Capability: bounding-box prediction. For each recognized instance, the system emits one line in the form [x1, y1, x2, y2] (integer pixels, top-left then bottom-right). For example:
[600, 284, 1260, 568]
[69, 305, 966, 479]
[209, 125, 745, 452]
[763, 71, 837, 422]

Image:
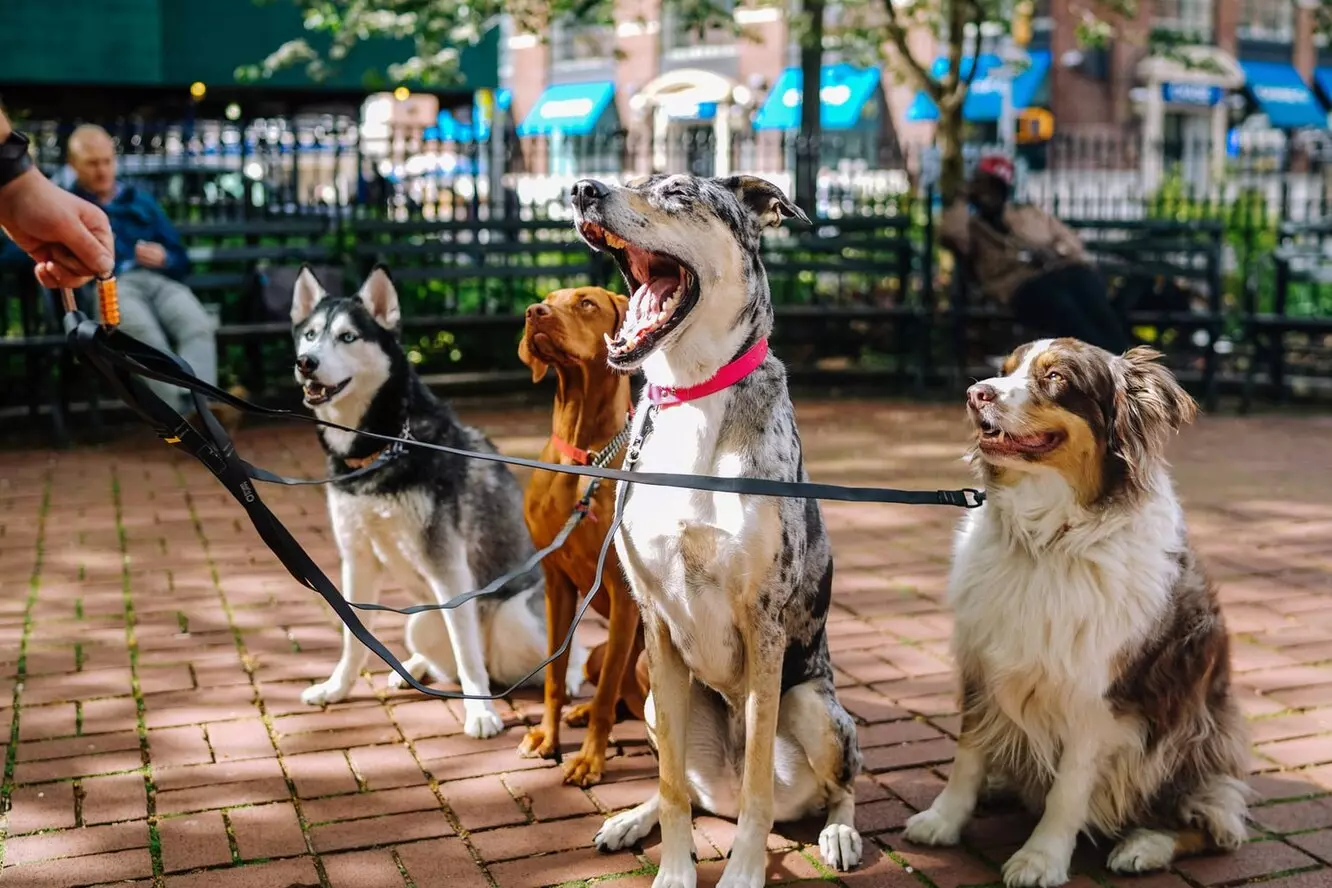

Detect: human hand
[134, 241, 168, 269]
[0, 168, 114, 288]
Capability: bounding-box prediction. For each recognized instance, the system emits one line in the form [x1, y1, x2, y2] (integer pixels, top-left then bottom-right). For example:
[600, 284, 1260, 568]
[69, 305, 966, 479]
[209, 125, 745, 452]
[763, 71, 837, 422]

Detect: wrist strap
[0, 131, 35, 192]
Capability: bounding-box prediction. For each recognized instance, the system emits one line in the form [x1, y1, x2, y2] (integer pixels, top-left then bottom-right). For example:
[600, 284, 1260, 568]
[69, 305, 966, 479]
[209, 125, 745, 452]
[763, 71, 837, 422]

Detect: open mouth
[302, 378, 349, 407]
[578, 221, 698, 366]
[976, 417, 1064, 456]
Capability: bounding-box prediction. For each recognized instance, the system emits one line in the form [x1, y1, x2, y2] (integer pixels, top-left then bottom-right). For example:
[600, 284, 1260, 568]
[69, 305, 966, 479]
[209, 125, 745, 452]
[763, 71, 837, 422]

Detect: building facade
[500, 0, 1331, 183]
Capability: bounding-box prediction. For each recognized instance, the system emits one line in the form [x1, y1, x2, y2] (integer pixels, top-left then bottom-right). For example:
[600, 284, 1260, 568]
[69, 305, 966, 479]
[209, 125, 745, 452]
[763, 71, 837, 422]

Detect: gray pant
[101, 269, 219, 413]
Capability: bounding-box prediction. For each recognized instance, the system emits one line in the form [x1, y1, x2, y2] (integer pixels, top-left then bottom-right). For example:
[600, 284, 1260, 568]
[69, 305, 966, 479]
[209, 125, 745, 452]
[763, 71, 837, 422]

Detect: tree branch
[880, 0, 939, 100]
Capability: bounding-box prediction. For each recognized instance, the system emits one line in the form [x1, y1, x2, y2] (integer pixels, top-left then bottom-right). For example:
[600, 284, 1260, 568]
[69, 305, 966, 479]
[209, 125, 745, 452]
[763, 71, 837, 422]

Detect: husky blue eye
[339, 332, 358, 343]
[304, 329, 316, 340]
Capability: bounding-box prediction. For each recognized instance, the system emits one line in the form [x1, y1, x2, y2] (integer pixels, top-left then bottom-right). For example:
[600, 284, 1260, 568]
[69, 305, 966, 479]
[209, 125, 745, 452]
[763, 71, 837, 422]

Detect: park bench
[762, 211, 930, 390]
[946, 217, 1225, 409]
[1241, 218, 1332, 411]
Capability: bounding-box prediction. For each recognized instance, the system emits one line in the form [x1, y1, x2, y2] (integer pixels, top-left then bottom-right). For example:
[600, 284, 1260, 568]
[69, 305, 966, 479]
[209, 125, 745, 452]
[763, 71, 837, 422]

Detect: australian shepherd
[904, 339, 1250, 887]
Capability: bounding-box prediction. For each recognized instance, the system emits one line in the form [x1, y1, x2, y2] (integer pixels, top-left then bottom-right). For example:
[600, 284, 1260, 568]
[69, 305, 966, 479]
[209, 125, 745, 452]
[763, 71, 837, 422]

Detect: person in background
[64, 124, 244, 426]
[941, 153, 1129, 354]
[0, 107, 113, 287]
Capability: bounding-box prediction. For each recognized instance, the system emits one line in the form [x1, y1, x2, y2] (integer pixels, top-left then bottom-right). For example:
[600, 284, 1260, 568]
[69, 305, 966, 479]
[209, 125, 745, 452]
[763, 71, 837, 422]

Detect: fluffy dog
[290, 265, 585, 739]
[517, 285, 646, 787]
[904, 338, 1249, 887]
[572, 175, 863, 888]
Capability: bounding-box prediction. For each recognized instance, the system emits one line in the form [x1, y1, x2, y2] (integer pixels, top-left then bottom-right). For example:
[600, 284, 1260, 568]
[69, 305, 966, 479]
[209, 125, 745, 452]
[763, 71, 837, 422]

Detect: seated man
[941, 153, 1129, 354]
[65, 124, 242, 424]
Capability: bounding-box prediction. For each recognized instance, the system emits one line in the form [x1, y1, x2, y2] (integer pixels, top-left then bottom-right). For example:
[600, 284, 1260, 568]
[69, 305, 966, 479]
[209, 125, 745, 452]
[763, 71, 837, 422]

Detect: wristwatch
[0, 130, 35, 191]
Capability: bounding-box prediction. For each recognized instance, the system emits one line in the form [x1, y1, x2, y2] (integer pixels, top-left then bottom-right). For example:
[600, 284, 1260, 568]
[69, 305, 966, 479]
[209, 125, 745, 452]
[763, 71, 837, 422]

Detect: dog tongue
[636, 275, 680, 307]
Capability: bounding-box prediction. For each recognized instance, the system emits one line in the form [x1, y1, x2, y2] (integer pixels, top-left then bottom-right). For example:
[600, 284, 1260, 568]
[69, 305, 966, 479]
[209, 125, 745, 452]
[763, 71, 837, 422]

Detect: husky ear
[291, 265, 326, 325]
[725, 175, 811, 229]
[358, 265, 402, 330]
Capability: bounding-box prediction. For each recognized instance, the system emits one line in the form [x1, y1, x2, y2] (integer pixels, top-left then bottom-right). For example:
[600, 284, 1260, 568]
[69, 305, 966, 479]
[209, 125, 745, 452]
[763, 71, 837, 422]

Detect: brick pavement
[1, 399, 1331, 888]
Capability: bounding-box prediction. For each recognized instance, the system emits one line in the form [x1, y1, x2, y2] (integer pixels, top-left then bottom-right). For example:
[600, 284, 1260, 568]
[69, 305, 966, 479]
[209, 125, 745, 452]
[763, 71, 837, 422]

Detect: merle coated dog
[289, 265, 586, 739]
[571, 176, 863, 888]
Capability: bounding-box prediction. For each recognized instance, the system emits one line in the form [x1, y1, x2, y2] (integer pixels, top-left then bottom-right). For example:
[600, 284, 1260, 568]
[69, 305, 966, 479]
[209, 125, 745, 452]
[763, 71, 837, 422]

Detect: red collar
[551, 404, 634, 466]
[647, 338, 769, 409]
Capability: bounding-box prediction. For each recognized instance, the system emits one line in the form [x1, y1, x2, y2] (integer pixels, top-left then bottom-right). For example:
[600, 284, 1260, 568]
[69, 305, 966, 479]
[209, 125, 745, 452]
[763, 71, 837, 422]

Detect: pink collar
[647, 339, 769, 409]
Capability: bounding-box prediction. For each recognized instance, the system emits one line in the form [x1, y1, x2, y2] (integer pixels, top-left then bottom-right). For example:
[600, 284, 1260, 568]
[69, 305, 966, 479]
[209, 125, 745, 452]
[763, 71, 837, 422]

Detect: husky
[290, 265, 586, 739]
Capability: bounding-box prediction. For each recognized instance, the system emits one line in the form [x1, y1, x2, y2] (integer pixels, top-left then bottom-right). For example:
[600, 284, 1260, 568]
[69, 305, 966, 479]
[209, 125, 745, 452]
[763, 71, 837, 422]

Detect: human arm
[139, 193, 191, 280]
[939, 196, 972, 258]
[0, 108, 115, 287]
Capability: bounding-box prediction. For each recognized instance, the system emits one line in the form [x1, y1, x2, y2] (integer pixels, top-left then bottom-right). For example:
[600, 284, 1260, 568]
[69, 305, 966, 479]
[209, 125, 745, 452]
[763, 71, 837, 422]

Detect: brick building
[501, 0, 1331, 180]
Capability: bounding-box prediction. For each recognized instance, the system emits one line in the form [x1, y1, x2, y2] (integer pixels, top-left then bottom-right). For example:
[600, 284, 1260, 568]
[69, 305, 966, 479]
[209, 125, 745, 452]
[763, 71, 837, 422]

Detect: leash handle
[97, 276, 120, 327]
[60, 275, 121, 328]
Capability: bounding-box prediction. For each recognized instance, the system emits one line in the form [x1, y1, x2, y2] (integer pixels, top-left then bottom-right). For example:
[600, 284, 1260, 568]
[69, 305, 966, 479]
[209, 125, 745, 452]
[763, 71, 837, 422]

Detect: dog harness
[646, 338, 769, 409]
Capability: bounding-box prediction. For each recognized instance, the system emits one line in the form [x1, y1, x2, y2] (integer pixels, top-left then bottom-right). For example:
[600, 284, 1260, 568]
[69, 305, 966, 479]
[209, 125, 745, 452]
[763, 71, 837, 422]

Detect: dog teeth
[604, 232, 627, 249]
[604, 333, 616, 350]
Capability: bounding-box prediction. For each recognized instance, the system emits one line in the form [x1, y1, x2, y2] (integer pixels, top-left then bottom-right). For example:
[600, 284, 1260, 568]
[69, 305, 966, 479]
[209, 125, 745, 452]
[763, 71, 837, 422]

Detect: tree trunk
[794, 0, 824, 216]
[938, 105, 965, 204]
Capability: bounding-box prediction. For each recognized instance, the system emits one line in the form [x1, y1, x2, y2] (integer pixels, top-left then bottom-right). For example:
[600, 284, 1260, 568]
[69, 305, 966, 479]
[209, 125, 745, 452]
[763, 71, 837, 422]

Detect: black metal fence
[3, 114, 1331, 442]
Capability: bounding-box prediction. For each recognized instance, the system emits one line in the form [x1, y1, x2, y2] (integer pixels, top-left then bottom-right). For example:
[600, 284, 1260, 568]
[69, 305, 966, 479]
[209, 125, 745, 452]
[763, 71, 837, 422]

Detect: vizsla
[517, 286, 646, 786]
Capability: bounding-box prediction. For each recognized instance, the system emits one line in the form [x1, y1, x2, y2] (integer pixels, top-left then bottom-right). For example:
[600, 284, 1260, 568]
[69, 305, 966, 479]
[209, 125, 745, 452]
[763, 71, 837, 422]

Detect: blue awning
[1315, 67, 1332, 105]
[516, 81, 616, 137]
[905, 51, 1052, 123]
[1240, 61, 1327, 130]
[422, 88, 515, 142]
[752, 64, 882, 132]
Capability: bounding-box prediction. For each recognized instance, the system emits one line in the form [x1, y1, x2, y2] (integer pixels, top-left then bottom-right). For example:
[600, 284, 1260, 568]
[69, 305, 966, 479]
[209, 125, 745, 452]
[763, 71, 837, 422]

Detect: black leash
[61, 301, 984, 701]
[69, 320, 986, 510]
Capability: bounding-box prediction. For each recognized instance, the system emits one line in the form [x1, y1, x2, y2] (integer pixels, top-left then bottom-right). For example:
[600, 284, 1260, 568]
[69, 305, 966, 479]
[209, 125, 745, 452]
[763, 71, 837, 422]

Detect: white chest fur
[327, 487, 437, 585]
[948, 472, 1185, 745]
[616, 399, 772, 692]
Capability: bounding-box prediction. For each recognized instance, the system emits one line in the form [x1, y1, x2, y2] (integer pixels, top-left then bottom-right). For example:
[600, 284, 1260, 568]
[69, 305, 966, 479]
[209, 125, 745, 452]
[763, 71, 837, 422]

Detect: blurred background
[2, 0, 1331, 447]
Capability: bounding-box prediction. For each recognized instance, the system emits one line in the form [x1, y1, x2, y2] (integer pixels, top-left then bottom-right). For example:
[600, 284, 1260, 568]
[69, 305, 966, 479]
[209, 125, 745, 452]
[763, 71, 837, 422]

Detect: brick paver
[2, 400, 1332, 887]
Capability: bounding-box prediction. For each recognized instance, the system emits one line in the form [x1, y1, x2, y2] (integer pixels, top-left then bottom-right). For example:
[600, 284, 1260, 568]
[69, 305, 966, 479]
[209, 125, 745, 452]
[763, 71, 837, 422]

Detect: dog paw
[1107, 830, 1175, 874]
[651, 863, 697, 888]
[463, 706, 505, 740]
[562, 750, 606, 787]
[818, 823, 863, 871]
[595, 808, 656, 852]
[387, 656, 430, 691]
[301, 679, 352, 706]
[715, 855, 764, 888]
[1002, 844, 1070, 888]
[517, 726, 557, 760]
[563, 702, 593, 728]
[903, 807, 965, 847]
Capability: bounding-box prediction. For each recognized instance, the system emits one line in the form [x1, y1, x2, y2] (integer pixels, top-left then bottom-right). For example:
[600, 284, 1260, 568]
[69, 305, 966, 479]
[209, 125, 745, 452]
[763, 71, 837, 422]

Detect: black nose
[967, 383, 997, 410]
[572, 179, 609, 211]
[526, 303, 551, 319]
[296, 354, 318, 378]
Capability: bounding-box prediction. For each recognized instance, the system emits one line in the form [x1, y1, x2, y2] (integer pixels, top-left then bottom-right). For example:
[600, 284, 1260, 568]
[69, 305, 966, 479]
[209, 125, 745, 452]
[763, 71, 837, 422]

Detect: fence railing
[3, 115, 1331, 440]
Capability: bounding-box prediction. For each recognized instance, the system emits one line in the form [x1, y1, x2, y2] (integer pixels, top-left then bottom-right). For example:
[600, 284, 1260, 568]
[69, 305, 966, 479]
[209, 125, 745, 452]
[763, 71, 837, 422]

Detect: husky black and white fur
[290, 266, 586, 739]
[572, 175, 862, 888]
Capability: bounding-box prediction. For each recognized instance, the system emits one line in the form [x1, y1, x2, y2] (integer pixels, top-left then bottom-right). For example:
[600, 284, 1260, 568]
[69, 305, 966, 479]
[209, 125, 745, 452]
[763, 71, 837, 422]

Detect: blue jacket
[70, 182, 191, 282]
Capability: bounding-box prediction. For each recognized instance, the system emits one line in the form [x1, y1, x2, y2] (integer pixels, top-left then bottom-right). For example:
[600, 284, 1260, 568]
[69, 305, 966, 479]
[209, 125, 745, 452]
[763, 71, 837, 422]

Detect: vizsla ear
[517, 329, 548, 384]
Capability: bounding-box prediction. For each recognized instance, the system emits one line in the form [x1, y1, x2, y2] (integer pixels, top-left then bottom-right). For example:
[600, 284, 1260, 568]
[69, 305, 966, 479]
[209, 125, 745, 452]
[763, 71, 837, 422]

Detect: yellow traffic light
[393, 86, 411, 101]
[189, 81, 207, 100]
[1012, 1, 1033, 48]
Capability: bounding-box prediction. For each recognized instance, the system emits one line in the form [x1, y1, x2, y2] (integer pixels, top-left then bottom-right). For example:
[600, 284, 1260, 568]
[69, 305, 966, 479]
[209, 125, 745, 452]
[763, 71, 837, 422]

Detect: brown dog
[517, 286, 645, 786]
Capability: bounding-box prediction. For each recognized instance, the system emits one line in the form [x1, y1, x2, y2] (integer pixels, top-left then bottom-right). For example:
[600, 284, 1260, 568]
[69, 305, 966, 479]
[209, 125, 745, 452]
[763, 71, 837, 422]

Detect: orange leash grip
[97, 276, 120, 327]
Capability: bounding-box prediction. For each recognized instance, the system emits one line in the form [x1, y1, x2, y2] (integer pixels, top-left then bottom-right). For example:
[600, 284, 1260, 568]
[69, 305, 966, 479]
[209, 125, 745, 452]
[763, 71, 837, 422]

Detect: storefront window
[1237, 0, 1294, 43]
[1153, 0, 1214, 43]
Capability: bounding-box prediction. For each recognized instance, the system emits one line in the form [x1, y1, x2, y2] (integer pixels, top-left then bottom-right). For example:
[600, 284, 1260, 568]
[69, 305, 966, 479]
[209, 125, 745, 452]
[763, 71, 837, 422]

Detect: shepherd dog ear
[1110, 346, 1197, 482]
